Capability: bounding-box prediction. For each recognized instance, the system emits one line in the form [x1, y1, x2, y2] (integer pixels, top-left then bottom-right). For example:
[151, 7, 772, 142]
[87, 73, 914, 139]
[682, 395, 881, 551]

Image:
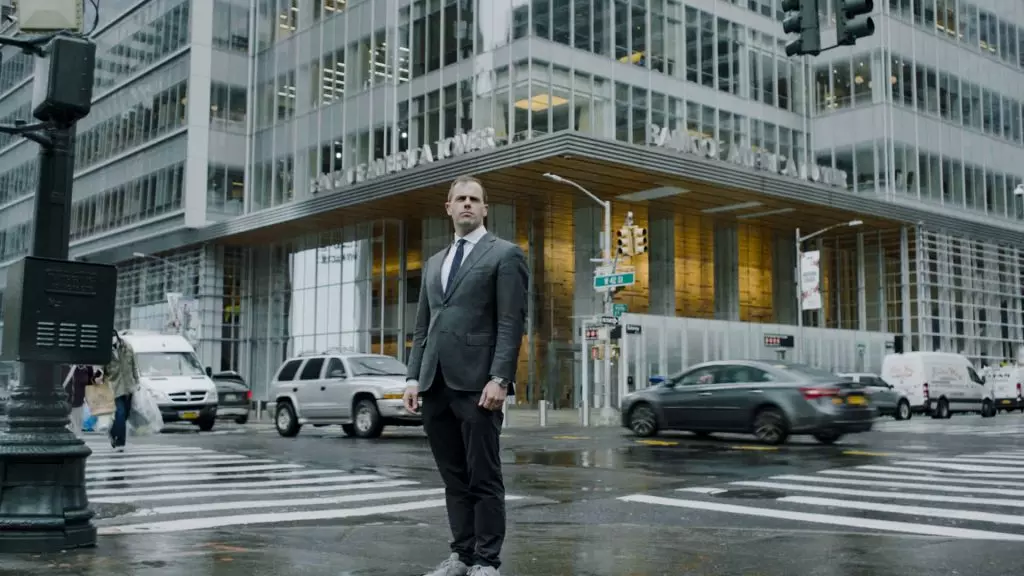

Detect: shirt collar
[454, 226, 487, 246]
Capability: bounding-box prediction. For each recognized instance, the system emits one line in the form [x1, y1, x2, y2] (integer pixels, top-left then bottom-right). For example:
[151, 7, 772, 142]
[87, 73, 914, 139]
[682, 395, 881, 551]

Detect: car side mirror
[328, 370, 345, 379]
[205, 366, 213, 377]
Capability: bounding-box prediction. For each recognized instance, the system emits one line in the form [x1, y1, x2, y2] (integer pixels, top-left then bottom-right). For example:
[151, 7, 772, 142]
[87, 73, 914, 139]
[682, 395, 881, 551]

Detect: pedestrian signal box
[764, 334, 795, 348]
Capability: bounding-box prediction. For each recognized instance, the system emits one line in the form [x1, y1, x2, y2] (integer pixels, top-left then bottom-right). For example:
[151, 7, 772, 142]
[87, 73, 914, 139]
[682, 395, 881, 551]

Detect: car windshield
[137, 352, 205, 377]
[348, 356, 407, 376]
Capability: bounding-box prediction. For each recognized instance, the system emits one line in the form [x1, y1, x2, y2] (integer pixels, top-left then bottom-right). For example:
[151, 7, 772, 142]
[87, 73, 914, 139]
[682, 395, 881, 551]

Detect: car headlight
[381, 390, 405, 400]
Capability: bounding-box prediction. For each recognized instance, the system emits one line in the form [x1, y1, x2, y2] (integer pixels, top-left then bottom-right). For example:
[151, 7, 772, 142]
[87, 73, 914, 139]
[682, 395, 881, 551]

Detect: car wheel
[895, 399, 912, 421]
[275, 401, 301, 437]
[982, 399, 996, 418]
[341, 423, 356, 437]
[234, 414, 249, 425]
[813, 430, 844, 445]
[931, 398, 950, 419]
[197, 417, 215, 432]
[352, 398, 384, 439]
[627, 403, 659, 437]
[752, 407, 789, 445]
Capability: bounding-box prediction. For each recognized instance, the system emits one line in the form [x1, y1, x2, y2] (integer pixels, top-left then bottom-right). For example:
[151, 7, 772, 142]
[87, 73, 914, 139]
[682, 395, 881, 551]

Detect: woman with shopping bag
[103, 331, 140, 452]
[65, 365, 96, 437]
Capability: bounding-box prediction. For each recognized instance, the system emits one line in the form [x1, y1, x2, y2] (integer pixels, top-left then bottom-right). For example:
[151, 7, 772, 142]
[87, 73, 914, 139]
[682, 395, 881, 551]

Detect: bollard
[539, 400, 548, 427]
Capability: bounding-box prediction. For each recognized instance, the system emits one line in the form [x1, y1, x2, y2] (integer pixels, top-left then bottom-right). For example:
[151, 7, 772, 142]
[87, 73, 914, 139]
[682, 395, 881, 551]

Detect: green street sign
[613, 303, 628, 317]
[594, 271, 636, 290]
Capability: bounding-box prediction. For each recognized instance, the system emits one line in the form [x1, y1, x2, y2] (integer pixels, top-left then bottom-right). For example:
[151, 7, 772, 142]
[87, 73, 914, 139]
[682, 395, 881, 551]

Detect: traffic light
[836, 0, 875, 46]
[781, 0, 820, 57]
[632, 226, 648, 255]
[616, 227, 634, 256]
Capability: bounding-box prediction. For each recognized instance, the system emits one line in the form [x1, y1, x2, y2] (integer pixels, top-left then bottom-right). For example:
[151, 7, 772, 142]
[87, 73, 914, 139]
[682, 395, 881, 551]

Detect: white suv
[268, 351, 421, 438]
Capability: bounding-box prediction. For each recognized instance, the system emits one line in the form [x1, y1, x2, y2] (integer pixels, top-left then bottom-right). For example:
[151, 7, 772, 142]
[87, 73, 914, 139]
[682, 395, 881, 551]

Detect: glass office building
[0, 0, 1022, 404]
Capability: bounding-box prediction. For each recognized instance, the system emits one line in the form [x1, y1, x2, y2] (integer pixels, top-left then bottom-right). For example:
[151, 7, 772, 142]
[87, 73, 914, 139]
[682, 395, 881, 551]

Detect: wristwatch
[491, 376, 511, 389]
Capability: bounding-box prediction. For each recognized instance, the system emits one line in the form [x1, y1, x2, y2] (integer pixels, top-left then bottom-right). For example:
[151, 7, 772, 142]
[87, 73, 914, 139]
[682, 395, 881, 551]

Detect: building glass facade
[0, 0, 1022, 406]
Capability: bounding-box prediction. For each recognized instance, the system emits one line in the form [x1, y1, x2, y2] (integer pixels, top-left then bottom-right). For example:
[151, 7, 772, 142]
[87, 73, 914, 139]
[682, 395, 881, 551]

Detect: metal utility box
[1, 257, 117, 365]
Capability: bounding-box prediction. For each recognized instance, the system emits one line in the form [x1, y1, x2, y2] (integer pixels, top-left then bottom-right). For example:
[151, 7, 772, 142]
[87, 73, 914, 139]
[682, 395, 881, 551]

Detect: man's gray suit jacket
[406, 232, 529, 396]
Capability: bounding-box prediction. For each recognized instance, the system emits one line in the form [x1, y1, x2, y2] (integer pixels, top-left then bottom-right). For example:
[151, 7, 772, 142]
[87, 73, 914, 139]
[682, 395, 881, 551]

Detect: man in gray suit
[403, 175, 528, 576]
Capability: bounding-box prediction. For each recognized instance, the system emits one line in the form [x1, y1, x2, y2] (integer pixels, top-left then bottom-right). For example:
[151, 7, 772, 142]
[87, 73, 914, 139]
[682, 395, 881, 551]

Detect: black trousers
[422, 369, 506, 568]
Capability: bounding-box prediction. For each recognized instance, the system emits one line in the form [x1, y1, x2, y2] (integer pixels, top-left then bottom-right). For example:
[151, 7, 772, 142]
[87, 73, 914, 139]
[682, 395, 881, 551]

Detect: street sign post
[594, 265, 636, 291]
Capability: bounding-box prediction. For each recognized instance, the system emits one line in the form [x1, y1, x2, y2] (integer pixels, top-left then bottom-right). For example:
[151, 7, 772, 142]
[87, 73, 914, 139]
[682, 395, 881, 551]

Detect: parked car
[209, 369, 252, 424]
[269, 351, 421, 438]
[838, 372, 912, 420]
[881, 351, 996, 419]
[621, 360, 875, 445]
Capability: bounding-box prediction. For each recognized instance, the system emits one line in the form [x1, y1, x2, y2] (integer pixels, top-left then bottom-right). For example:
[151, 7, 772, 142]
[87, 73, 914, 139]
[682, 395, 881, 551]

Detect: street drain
[713, 488, 786, 500]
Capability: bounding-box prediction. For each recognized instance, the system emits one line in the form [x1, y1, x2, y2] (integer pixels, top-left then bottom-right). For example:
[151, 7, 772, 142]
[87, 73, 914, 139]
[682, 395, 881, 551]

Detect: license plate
[180, 411, 199, 420]
[224, 394, 237, 402]
[1002, 399, 1012, 404]
[846, 395, 867, 405]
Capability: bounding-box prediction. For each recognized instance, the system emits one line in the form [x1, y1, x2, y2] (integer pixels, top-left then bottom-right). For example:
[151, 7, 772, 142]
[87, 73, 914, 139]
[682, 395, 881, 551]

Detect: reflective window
[213, 0, 251, 53]
[93, 0, 191, 94]
[74, 80, 189, 172]
[0, 159, 37, 206]
[210, 83, 248, 132]
[207, 164, 245, 217]
[70, 162, 185, 240]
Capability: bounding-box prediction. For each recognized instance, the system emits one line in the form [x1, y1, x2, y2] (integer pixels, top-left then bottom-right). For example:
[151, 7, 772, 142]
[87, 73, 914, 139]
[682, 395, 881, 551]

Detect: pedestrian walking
[65, 365, 96, 437]
[104, 331, 140, 452]
[403, 175, 529, 576]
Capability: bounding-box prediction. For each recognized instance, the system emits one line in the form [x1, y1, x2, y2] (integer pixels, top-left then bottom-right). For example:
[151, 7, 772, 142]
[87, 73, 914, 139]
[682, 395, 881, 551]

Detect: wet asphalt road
[6, 413, 1024, 576]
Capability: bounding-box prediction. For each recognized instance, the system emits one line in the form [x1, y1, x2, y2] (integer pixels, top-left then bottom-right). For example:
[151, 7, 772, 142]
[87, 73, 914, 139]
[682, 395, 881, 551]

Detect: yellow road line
[552, 435, 590, 440]
[842, 450, 894, 457]
[635, 439, 679, 446]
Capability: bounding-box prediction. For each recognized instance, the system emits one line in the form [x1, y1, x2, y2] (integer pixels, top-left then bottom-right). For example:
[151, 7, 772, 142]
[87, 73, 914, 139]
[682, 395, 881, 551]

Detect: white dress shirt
[441, 225, 487, 293]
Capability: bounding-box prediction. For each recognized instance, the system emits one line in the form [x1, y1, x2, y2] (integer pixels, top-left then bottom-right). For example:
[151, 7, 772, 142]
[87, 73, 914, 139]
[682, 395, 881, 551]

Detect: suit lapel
[429, 251, 445, 301]
[444, 233, 496, 302]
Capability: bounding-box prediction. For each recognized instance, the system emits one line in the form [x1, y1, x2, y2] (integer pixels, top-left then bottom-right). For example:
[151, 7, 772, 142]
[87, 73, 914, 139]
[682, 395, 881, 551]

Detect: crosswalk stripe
[617, 494, 1024, 541]
[87, 463, 302, 479]
[767, 474, 1024, 497]
[88, 473, 377, 496]
[127, 487, 446, 516]
[87, 458, 268, 471]
[731, 480, 1024, 507]
[780, 496, 1024, 527]
[92, 478, 418, 503]
[819, 469, 1024, 488]
[85, 442, 528, 535]
[97, 499, 452, 534]
[892, 460, 1024, 473]
[855, 465, 1024, 480]
[87, 468, 345, 487]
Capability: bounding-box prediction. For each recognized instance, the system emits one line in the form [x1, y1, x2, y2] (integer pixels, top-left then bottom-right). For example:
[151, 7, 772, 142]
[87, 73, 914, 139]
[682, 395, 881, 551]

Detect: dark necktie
[446, 239, 466, 296]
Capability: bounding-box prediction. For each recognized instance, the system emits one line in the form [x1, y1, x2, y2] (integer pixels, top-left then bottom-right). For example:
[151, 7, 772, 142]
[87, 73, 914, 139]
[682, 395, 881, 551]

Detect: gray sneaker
[468, 566, 499, 576]
[423, 553, 469, 576]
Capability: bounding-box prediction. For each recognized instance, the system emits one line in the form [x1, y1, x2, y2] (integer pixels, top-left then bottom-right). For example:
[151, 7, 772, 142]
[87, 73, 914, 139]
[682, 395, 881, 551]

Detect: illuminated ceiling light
[854, 75, 864, 84]
[736, 208, 796, 220]
[701, 201, 763, 214]
[514, 94, 569, 111]
[616, 186, 690, 201]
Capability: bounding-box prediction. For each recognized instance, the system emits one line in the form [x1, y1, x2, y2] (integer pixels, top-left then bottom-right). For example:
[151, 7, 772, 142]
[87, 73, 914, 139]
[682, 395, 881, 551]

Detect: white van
[119, 330, 219, 431]
[983, 366, 1023, 412]
[880, 351, 996, 419]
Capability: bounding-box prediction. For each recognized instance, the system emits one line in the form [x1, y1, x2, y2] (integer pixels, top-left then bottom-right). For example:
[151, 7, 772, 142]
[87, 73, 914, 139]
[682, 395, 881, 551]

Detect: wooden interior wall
[738, 222, 774, 323]
[674, 212, 715, 318]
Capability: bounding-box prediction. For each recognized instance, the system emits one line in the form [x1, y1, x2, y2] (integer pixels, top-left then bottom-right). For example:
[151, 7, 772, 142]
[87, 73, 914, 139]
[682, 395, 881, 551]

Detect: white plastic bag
[128, 386, 164, 436]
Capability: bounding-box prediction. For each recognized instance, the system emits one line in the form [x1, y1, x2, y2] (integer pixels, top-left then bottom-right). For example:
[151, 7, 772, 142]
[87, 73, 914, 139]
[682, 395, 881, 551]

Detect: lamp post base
[0, 363, 96, 553]
[0, 432, 96, 553]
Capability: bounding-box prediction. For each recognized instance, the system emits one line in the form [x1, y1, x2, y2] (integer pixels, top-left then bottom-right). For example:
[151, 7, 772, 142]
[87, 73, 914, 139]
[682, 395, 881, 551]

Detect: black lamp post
[0, 33, 115, 552]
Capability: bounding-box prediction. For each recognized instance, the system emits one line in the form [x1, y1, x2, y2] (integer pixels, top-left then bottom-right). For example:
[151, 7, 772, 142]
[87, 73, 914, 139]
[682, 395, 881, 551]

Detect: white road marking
[87, 458, 270, 471]
[88, 454, 244, 465]
[87, 463, 303, 479]
[86, 468, 340, 486]
[617, 495, 1024, 541]
[781, 496, 1024, 527]
[91, 479, 419, 503]
[855, 465, 1024, 480]
[767, 474, 1024, 497]
[88, 473, 381, 496]
[891, 460, 1024, 473]
[731, 480, 1024, 508]
[677, 487, 727, 495]
[819, 469, 1024, 488]
[127, 488, 445, 516]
